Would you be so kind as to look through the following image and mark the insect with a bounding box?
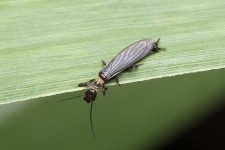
[61,38,162,137]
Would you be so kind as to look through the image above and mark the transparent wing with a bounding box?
[100,39,155,80]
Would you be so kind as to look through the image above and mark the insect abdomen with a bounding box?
[100,38,159,80]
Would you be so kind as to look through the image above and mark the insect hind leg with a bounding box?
[126,63,143,71]
[114,76,121,87]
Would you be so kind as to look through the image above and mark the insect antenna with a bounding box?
[90,101,96,138]
[58,95,83,102]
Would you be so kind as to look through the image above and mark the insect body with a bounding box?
[79,38,162,102]
[74,38,162,137]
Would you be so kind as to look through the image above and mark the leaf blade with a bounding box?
[1,0,225,104]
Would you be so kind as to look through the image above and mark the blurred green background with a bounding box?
[1,0,225,149]
[0,68,224,150]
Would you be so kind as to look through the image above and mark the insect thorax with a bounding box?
[93,77,105,89]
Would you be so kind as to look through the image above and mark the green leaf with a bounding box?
[1,0,225,104]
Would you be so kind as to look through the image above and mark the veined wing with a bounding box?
[100,39,156,80]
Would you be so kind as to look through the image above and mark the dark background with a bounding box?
[0,68,224,150]
[156,95,225,150]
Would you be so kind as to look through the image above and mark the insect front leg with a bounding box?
[102,85,108,96]
[78,79,95,87]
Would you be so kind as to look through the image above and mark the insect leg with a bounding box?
[78,79,95,87]
[114,76,121,87]
[102,60,107,66]
[102,85,108,96]
[126,63,144,71]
